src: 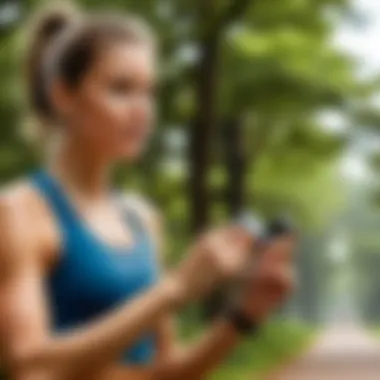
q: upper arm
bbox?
[0,195,51,373]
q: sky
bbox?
[334,0,380,80]
[327,1,379,262]
[334,0,380,182]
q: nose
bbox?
[127,93,152,123]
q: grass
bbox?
[370,326,380,338]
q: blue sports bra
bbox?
[31,170,159,365]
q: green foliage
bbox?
[0,0,378,374]
[0,0,364,228]
[210,320,315,380]
[251,131,345,229]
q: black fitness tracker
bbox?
[225,308,261,336]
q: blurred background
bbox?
[2,0,380,379]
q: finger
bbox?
[204,225,256,254]
[232,225,256,244]
[265,265,295,296]
[210,229,236,253]
[227,227,256,255]
[213,227,254,255]
[278,235,297,259]
[282,266,297,294]
[261,236,296,266]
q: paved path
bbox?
[268,325,380,380]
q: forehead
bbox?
[87,42,156,81]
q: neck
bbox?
[46,133,112,200]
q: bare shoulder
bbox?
[0,181,38,272]
[0,179,57,275]
[0,180,40,237]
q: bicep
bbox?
[1,265,50,362]
[0,210,51,371]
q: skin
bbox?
[0,38,295,380]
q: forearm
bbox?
[153,318,242,380]
[10,277,182,380]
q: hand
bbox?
[170,226,256,304]
[237,235,296,323]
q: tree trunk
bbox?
[188,0,252,235]
[223,117,247,217]
[188,29,220,234]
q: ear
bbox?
[49,78,74,120]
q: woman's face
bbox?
[56,42,157,161]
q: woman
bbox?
[0,5,295,380]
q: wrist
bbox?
[223,293,266,336]
[224,307,262,336]
[239,303,267,324]
[237,288,269,324]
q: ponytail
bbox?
[25,4,79,123]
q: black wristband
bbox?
[225,308,261,336]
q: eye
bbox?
[108,78,135,95]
